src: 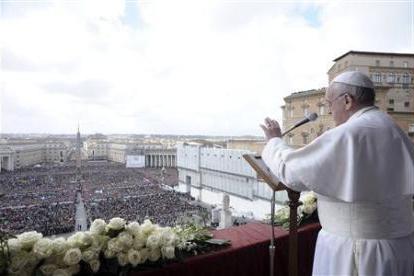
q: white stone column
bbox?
[219,194,232,229]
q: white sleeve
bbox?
[261,137,309,192]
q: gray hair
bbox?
[330,82,375,106]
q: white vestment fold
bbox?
[262,107,414,275]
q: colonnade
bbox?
[145,154,176,168]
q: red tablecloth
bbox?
[130,223,321,276]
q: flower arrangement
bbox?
[1,218,226,276]
[266,192,318,229]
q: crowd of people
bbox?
[1,161,207,236]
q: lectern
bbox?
[243,154,301,276]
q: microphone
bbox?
[281,112,318,137]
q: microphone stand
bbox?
[269,189,276,276]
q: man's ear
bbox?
[344,94,352,110]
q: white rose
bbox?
[133,232,146,250]
[8,251,30,274]
[7,238,22,255]
[301,192,317,206]
[118,232,133,248]
[52,268,70,276]
[107,217,126,231]
[90,219,107,235]
[82,249,99,262]
[17,231,43,250]
[302,203,317,215]
[117,252,129,266]
[140,248,150,263]
[161,246,175,259]
[52,237,68,255]
[160,229,177,246]
[146,233,161,250]
[107,238,123,253]
[104,249,116,259]
[91,234,109,250]
[141,219,156,236]
[39,264,58,276]
[67,232,92,249]
[148,248,161,262]
[33,238,54,259]
[127,249,142,267]
[88,259,101,273]
[125,221,141,236]
[63,248,82,266]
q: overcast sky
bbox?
[0,0,412,135]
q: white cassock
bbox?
[262,106,414,276]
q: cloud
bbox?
[0,0,411,135]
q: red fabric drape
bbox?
[130,223,321,276]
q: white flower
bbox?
[7,238,22,255]
[91,234,109,250]
[63,248,82,266]
[161,246,175,259]
[107,238,123,253]
[125,221,141,236]
[8,251,30,274]
[89,259,101,273]
[274,207,290,221]
[107,217,126,231]
[140,248,150,263]
[118,231,133,248]
[300,192,317,215]
[141,219,156,236]
[148,248,161,262]
[127,249,142,267]
[67,232,93,249]
[82,249,99,262]
[146,233,161,250]
[39,264,58,276]
[301,192,317,205]
[302,203,317,215]
[33,238,54,259]
[52,237,68,255]
[17,231,43,250]
[160,229,177,246]
[90,219,106,235]
[52,268,71,276]
[117,252,129,266]
[104,249,116,259]
[133,233,146,250]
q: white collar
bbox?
[348,106,378,122]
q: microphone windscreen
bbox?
[306,112,318,122]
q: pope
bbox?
[260,71,414,275]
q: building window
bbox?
[290,108,294,118]
[319,105,325,116]
[304,107,309,116]
[387,73,395,83]
[390,60,394,67]
[389,99,394,105]
[373,73,381,83]
[402,73,410,84]
[376,60,380,66]
[403,61,408,68]
[405,102,410,107]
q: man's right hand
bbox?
[260,117,282,141]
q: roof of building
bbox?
[284,88,326,100]
[334,50,414,62]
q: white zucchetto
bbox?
[331,71,374,89]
